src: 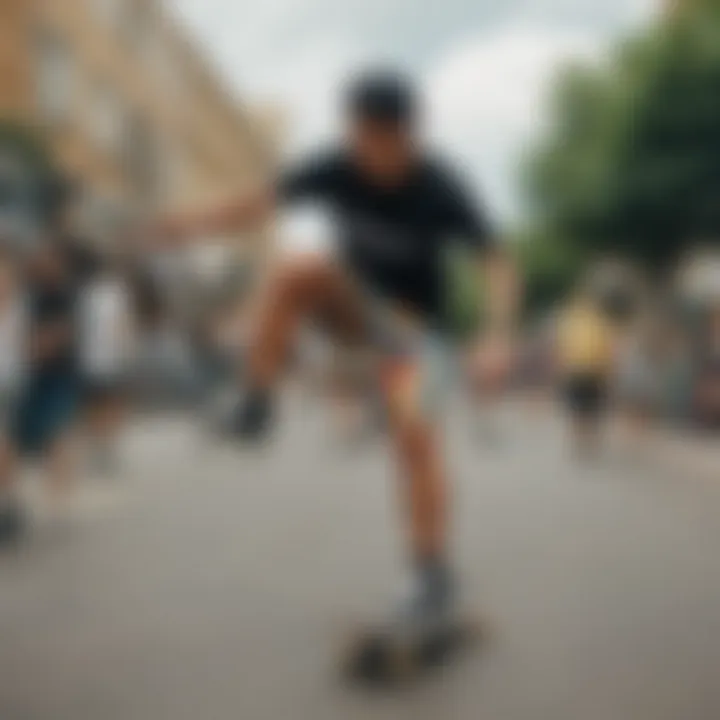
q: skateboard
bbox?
[341,613,485,685]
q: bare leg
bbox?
[46,433,78,503]
[232,255,368,439]
[382,362,447,560]
[245,255,367,391]
[379,359,454,627]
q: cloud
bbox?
[426,23,603,220]
[624,0,663,25]
[174,0,663,219]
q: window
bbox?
[36,31,75,124]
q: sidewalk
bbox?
[18,415,200,526]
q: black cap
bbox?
[345,70,418,125]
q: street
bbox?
[1,392,720,720]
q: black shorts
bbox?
[563,373,607,419]
[12,373,80,455]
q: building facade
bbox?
[0,0,276,244]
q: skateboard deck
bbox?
[341,613,485,685]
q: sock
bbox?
[414,553,453,602]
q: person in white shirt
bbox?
[0,247,26,541]
[79,254,133,475]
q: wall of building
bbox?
[0,0,34,119]
[0,0,276,244]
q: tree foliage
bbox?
[522,0,720,309]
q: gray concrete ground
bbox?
[1,393,720,720]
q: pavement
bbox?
[1,392,720,720]
[649,426,720,482]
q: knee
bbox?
[273,255,332,304]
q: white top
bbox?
[0,298,26,392]
[79,277,133,376]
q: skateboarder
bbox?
[158,69,520,652]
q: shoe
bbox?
[230,389,273,441]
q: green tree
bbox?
[524,0,720,300]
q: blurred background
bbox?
[1,1,720,719]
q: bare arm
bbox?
[158,186,275,242]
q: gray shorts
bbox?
[359,292,453,419]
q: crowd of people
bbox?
[519,280,720,460]
[0,191,250,544]
[0,237,116,539]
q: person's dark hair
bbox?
[345,70,418,126]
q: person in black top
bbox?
[277,147,492,323]
[157,70,520,636]
[10,241,81,505]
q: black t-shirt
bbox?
[28,283,77,376]
[279,149,493,321]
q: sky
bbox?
[174,0,661,224]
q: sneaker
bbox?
[230,389,274,441]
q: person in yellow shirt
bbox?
[555,286,616,458]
